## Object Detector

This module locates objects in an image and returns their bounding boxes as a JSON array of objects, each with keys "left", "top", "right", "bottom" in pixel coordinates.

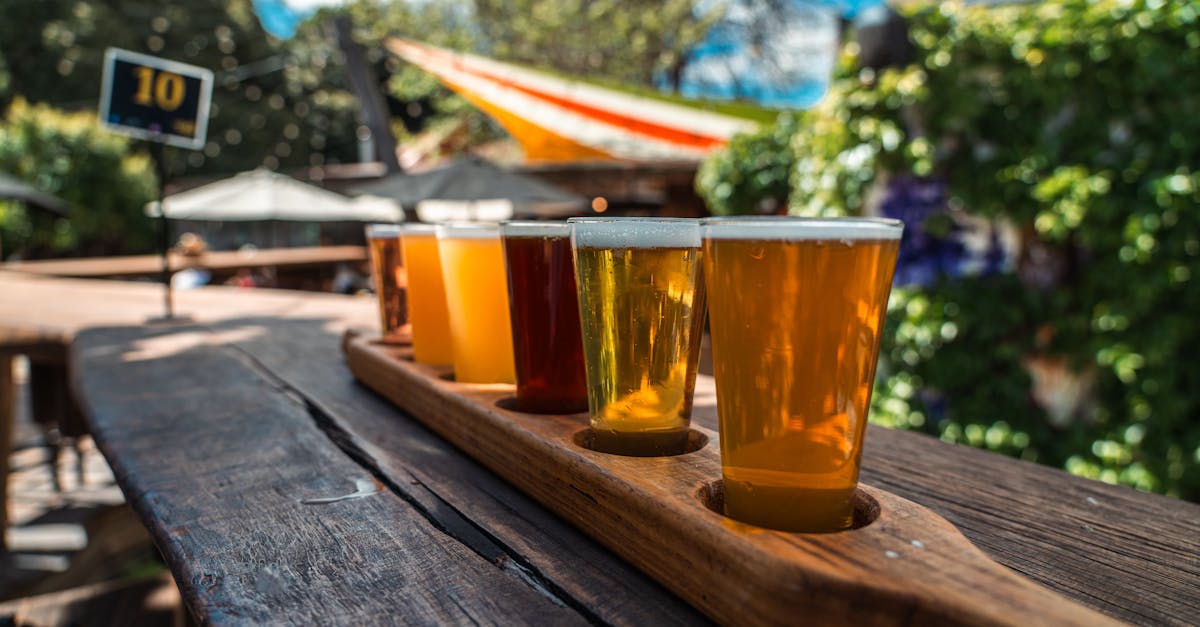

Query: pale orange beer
[
  {"left": 570, "top": 218, "right": 706, "bottom": 456},
  {"left": 436, "top": 224, "right": 516, "bottom": 384},
  {"left": 702, "top": 217, "right": 902, "bottom": 532},
  {"left": 365, "top": 224, "right": 410, "bottom": 342},
  {"left": 399, "top": 225, "right": 454, "bottom": 365}
]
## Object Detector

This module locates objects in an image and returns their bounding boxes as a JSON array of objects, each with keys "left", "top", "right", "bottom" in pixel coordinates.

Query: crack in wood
[
  {"left": 216, "top": 340, "right": 605, "bottom": 625},
  {"left": 298, "top": 395, "right": 608, "bottom": 625}
]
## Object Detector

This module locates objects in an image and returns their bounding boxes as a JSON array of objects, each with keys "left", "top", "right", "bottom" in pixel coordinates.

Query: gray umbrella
[
  {"left": 349, "top": 158, "right": 586, "bottom": 215},
  {"left": 0, "top": 171, "right": 71, "bottom": 215}
]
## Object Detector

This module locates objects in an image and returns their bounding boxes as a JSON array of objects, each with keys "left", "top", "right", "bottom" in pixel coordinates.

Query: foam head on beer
[
  {"left": 701, "top": 217, "right": 902, "bottom": 533},
  {"left": 569, "top": 218, "right": 707, "bottom": 456}
]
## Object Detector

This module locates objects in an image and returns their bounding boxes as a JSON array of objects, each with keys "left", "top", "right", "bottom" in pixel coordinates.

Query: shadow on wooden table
[{"left": 1, "top": 358, "right": 187, "bottom": 626}]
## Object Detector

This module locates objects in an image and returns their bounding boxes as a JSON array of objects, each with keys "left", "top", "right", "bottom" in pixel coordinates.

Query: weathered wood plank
[
  {"left": 205, "top": 316, "right": 712, "bottom": 626},
  {"left": 857, "top": 427, "right": 1200, "bottom": 627},
  {"left": 72, "top": 324, "right": 589, "bottom": 625}
]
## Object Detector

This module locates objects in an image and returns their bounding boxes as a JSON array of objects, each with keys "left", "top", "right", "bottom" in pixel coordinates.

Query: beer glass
[
  {"left": 570, "top": 217, "right": 706, "bottom": 456},
  {"left": 399, "top": 224, "right": 454, "bottom": 365},
  {"left": 501, "top": 221, "right": 588, "bottom": 413},
  {"left": 436, "top": 223, "right": 516, "bottom": 384},
  {"left": 701, "top": 217, "right": 902, "bottom": 532},
  {"left": 365, "top": 224, "right": 409, "bottom": 343}
]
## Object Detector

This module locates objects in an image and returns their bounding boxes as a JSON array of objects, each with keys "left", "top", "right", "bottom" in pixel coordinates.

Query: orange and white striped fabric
[{"left": 386, "top": 38, "right": 760, "bottom": 163}]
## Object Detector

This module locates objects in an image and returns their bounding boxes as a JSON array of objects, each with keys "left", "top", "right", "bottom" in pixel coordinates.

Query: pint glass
[
  {"left": 399, "top": 225, "right": 454, "bottom": 365},
  {"left": 437, "top": 223, "right": 516, "bottom": 384},
  {"left": 702, "top": 217, "right": 902, "bottom": 532},
  {"left": 570, "top": 217, "right": 706, "bottom": 456},
  {"left": 501, "top": 221, "right": 588, "bottom": 413},
  {"left": 365, "top": 224, "right": 409, "bottom": 343}
]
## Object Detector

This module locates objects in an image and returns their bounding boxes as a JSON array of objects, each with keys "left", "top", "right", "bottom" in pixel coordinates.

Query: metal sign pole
[{"left": 149, "top": 141, "right": 174, "bottom": 320}]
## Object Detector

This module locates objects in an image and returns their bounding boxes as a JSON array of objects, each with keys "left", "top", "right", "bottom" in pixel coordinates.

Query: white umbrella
[{"left": 146, "top": 168, "right": 403, "bottom": 222}]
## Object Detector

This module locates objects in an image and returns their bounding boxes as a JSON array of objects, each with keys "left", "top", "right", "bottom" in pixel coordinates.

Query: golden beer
[
  {"left": 570, "top": 218, "right": 706, "bottom": 456},
  {"left": 702, "top": 217, "right": 901, "bottom": 532},
  {"left": 437, "top": 224, "right": 516, "bottom": 384},
  {"left": 399, "top": 225, "right": 454, "bottom": 365},
  {"left": 365, "top": 224, "right": 409, "bottom": 343}
]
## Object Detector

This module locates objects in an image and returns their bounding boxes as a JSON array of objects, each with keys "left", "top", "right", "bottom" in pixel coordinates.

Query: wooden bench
[{"left": 5, "top": 272, "right": 1198, "bottom": 624}]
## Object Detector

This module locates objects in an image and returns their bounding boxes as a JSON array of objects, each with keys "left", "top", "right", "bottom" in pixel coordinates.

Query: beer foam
[
  {"left": 569, "top": 217, "right": 700, "bottom": 249},
  {"left": 435, "top": 223, "right": 502, "bottom": 240},
  {"left": 365, "top": 224, "right": 403, "bottom": 238},
  {"left": 701, "top": 217, "right": 902, "bottom": 241},
  {"left": 399, "top": 224, "right": 438, "bottom": 238},
  {"left": 501, "top": 220, "right": 570, "bottom": 238}
]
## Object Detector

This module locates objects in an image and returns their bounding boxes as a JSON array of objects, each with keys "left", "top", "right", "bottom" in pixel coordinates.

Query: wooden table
[{"left": 5, "top": 272, "right": 1198, "bottom": 624}]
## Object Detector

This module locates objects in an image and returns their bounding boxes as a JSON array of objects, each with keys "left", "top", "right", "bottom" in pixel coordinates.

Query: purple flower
[
  {"left": 881, "top": 176, "right": 1008, "bottom": 285},
  {"left": 881, "top": 176, "right": 964, "bottom": 286}
]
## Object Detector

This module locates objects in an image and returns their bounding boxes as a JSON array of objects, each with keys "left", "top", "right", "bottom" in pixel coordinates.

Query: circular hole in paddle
[
  {"left": 572, "top": 427, "right": 708, "bottom": 458},
  {"left": 495, "top": 397, "right": 589, "bottom": 415},
  {"left": 696, "top": 480, "right": 879, "bottom": 533},
  {"left": 370, "top": 335, "right": 412, "bottom": 347}
]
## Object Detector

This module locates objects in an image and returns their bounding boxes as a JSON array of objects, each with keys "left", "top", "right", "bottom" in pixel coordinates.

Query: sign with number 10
[{"left": 99, "top": 48, "right": 213, "bottom": 149}]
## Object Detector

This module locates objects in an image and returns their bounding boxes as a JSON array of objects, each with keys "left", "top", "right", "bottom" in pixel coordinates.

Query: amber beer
[
  {"left": 399, "top": 225, "right": 454, "bottom": 365},
  {"left": 365, "top": 224, "right": 409, "bottom": 343},
  {"left": 437, "top": 223, "right": 516, "bottom": 384},
  {"left": 501, "top": 221, "right": 588, "bottom": 413},
  {"left": 702, "top": 217, "right": 902, "bottom": 532},
  {"left": 570, "top": 218, "right": 706, "bottom": 456}
]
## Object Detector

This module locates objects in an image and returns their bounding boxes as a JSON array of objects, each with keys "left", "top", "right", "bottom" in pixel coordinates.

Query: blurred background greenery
[
  {"left": 1, "top": 0, "right": 1196, "bottom": 501},
  {"left": 697, "top": 0, "right": 1200, "bottom": 501}
]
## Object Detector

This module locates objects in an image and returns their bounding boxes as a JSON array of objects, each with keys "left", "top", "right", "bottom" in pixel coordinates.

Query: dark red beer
[{"left": 501, "top": 222, "right": 589, "bottom": 413}]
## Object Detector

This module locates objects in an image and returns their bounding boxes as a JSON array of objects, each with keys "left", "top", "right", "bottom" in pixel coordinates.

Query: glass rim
[
  {"left": 398, "top": 223, "right": 438, "bottom": 235},
  {"left": 435, "top": 222, "right": 502, "bottom": 239},
  {"left": 701, "top": 216, "right": 903, "bottom": 240},
  {"left": 567, "top": 216, "right": 698, "bottom": 224},
  {"left": 501, "top": 220, "right": 570, "bottom": 237},
  {"left": 365, "top": 223, "right": 404, "bottom": 238},
  {"left": 570, "top": 216, "right": 700, "bottom": 248}
]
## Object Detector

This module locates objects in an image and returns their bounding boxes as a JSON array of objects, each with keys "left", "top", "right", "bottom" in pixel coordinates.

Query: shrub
[
  {"left": 698, "top": 0, "right": 1200, "bottom": 500},
  {"left": 0, "top": 99, "right": 157, "bottom": 258}
]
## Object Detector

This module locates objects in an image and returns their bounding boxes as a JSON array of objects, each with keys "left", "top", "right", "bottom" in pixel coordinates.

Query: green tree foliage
[
  {"left": 0, "top": 99, "right": 156, "bottom": 258},
  {"left": 697, "top": 0, "right": 1200, "bottom": 500},
  {"left": 695, "top": 112, "right": 800, "bottom": 216},
  {"left": 472, "top": 0, "right": 722, "bottom": 88},
  {"left": 338, "top": 0, "right": 506, "bottom": 151},
  {"left": 0, "top": 0, "right": 360, "bottom": 174}
]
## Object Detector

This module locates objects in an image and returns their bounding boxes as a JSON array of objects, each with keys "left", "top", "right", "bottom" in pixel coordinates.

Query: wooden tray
[{"left": 343, "top": 332, "right": 1121, "bottom": 626}]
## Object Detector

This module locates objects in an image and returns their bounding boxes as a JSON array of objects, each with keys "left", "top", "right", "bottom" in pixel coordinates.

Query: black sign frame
[{"left": 99, "top": 48, "right": 213, "bottom": 150}]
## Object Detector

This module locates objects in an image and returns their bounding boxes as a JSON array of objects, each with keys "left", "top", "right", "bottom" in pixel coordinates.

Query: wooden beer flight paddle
[{"left": 343, "top": 331, "right": 1122, "bottom": 626}]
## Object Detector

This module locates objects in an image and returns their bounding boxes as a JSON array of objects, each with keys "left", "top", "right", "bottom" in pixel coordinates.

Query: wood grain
[
  {"left": 73, "top": 324, "right": 589, "bottom": 625},
  {"left": 29, "top": 271, "right": 1197, "bottom": 625},
  {"left": 203, "top": 315, "right": 712, "bottom": 626},
  {"left": 344, "top": 334, "right": 1132, "bottom": 627}
]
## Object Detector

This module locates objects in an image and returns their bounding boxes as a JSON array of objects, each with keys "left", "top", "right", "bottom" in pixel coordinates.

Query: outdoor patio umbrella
[
  {"left": 348, "top": 158, "right": 586, "bottom": 220},
  {"left": 0, "top": 171, "right": 71, "bottom": 216},
  {"left": 146, "top": 168, "right": 403, "bottom": 222}
]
